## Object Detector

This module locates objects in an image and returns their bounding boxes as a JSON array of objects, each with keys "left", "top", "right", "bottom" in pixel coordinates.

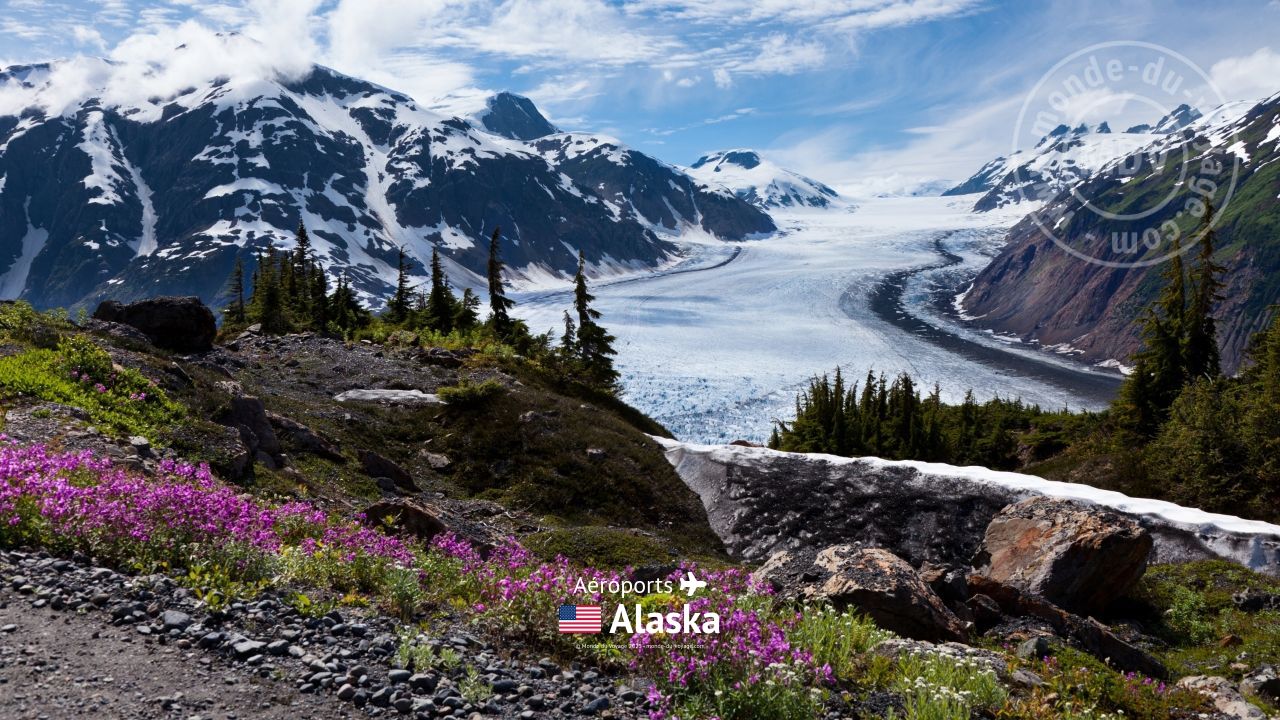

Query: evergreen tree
[
  {"left": 572, "top": 252, "right": 619, "bottom": 391},
  {"left": 310, "top": 264, "right": 329, "bottom": 332},
  {"left": 486, "top": 227, "right": 515, "bottom": 336},
  {"left": 387, "top": 246, "right": 413, "bottom": 324},
  {"left": 559, "top": 310, "right": 578, "bottom": 360},
  {"left": 423, "top": 248, "right": 457, "bottom": 333},
  {"left": 226, "top": 256, "right": 247, "bottom": 323},
  {"left": 453, "top": 288, "right": 480, "bottom": 332},
  {"left": 255, "top": 246, "right": 291, "bottom": 334},
  {"left": 1184, "top": 201, "right": 1226, "bottom": 381},
  {"left": 1122, "top": 237, "right": 1188, "bottom": 432}
]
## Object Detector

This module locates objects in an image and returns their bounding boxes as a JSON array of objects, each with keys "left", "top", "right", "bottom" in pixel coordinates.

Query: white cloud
[
  {"left": 729, "top": 34, "right": 826, "bottom": 76},
  {"left": 1208, "top": 46, "right": 1280, "bottom": 103},
  {"left": 71, "top": 25, "right": 107, "bottom": 52}
]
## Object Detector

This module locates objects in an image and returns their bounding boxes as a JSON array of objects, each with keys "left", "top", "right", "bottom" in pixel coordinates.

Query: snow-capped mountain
[
  {"left": 687, "top": 150, "right": 842, "bottom": 209},
  {"left": 944, "top": 105, "right": 1202, "bottom": 211},
  {"left": 0, "top": 60, "right": 773, "bottom": 311}
]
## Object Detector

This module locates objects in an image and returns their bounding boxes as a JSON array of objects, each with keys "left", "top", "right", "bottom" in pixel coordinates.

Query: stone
[
  {"left": 872, "top": 639, "right": 1009, "bottom": 681},
  {"left": 1240, "top": 665, "right": 1280, "bottom": 701},
  {"left": 358, "top": 449, "right": 417, "bottom": 493},
  {"left": 160, "top": 610, "right": 192, "bottom": 631},
  {"left": 92, "top": 297, "right": 216, "bottom": 353},
  {"left": 268, "top": 412, "right": 343, "bottom": 461},
  {"left": 756, "top": 545, "right": 967, "bottom": 642},
  {"left": 974, "top": 497, "right": 1152, "bottom": 614},
  {"left": 336, "top": 683, "right": 357, "bottom": 701},
  {"left": 226, "top": 395, "right": 280, "bottom": 455},
  {"left": 388, "top": 669, "right": 412, "bottom": 684},
  {"left": 1177, "top": 676, "right": 1268, "bottom": 719},
  {"left": 421, "top": 451, "right": 452, "bottom": 470},
  {"left": 334, "top": 389, "right": 442, "bottom": 405},
  {"left": 1016, "top": 636, "right": 1052, "bottom": 660},
  {"left": 360, "top": 499, "right": 449, "bottom": 542},
  {"left": 968, "top": 575, "right": 1167, "bottom": 679},
  {"left": 231, "top": 640, "right": 265, "bottom": 661}
]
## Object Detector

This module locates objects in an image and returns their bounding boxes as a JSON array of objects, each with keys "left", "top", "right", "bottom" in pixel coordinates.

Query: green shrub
[
  {"left": 437, "top": 378, "right": 505, "bottom": 407},
  {"left": 789, "top": 605, "right": 893, "bottom": 681}
]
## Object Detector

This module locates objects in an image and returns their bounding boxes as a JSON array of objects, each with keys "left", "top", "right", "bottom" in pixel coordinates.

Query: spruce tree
[
  {"left": 424, "top": 248, "right": 457, "bottom": 333},
  {"left": 572, "top": 252, "right": 619, "bottom": 391},
  {"left": 1185, "top": 201, "right": 1226, "bottom": 381},
  {"left": 559, "top": 310, "right": 578, "bottom": 360},
  {"left": 1123, "top": 237, "right": 1189, "bottom": 431},
  {"left": 453, "top": 288, "right": 480, "bottom": 332},
  {"left": 310, "top": 264, "right": 329, "bottom": 333},
  {"left": 255, "top": 246, "right": 290, "bottom": 334},
  {"left": 226, "top": 256, "right": 247, "bottom": 323},
  {"left": 387, "top": 246, "right": 413, "bottom": 324},
  {"left": 486, "top": 227, "right": 514, "bottom": 336}
]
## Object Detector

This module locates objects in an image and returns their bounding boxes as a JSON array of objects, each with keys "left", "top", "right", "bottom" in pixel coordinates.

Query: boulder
[
  {"left": 974, "top": 497, "right": 1152, "bottom": 614},
  {"left": 92, "top": 296, "right": 216, "bottom": 353},
  {"left": 1177, "top": 676, "right": 1267, "bottom": 719},
  {"left": 968, "top": 574, "right": 1167, "bottom": 679},
  {"left": 268, "top": 412, "right": 343, "bottom": 462},
  {"left": 362, "top": 500, "right": 447, "bottom": 542},
  {"left": 756, "top": 545, "right": 967, "bottom": 642},
  {"left": 334, "top": 389, "right": 442, "bottom": 405},
  {"left": 358, "top": 449, "right": 417, "bottom": 493},
  {"left": 1241, "top": 665, "right": 1280, "bottom": 702},
  {"left": 872, "top": 638, "right": 1009, "bottom": 681},
  {"left": 226, "top": 395, "right": 280, "bottom": 456}
]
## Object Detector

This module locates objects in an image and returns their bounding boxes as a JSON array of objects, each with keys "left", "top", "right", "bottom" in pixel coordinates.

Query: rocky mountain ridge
[
  {"left": 943, "top": 105, "right": 1201, "bottom": 211},
  {"left": 0, "top": 60, "right": 774, "bottom": 312}
]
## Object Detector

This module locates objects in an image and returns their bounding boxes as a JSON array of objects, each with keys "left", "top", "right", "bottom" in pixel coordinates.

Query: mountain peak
[
  {"left": 687, "top": 149, "right": 841, "bottom": 210},
  {"left": 692, "top": 149, "right": 761, "bottom": 171},
  {"left": 478, "top": 92, "right": 558, "bottom": 141}
]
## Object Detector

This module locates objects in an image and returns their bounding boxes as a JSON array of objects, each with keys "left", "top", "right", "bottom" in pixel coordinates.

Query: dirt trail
[{"left": 0, "top": 590, "right": 354, "bottom": 720}]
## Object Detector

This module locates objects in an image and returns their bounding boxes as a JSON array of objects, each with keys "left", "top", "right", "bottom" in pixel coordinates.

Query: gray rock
[
  {"left": 334, "top": 389, "right": 442, "bottom": 405},
  {"left": 231, "top": 639, "right": 265, "bottom": 660},
  {"left": 1241, "top": 665, "right": 1280, "bottom": 701},
  {"left": 1178, "top": 676, "right": 1268, "bottom": 719},
  {"left": 1016, "top": 636, "right": 1052, "bottom": 660},
  {"left": 387, "top": 668, "right": 412, "bottom": 684},
  {"left": 160, "top": 610, "right": 192, "bottom": 631},
  {"left": 658, "top": 439, "right": 1280, "bottom": 576}
]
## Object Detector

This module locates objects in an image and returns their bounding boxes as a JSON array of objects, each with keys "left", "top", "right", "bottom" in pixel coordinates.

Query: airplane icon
[{"left": 678, "top": 571, "right": 707, "bottom": 597}]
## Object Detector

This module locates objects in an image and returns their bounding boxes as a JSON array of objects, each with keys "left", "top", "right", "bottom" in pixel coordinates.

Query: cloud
[
  {"left": 1208, "top": 46, "right": 1280, "bottom": 102},
  {"left": 71, "top": 25, "right": 107, "bottom": 52},
  {"left": 729, "top": 34, "right": 827, "bottom": 76}
]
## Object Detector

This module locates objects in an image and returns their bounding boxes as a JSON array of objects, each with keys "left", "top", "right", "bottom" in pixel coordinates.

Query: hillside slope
[{"left": 961, "top": 94, "right": 1280, "bottom": 371}]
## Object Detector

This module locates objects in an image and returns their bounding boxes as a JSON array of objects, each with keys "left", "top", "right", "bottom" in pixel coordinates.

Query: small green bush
[{"left": 437, "top": 378, "right": 505, "bottom": 407}]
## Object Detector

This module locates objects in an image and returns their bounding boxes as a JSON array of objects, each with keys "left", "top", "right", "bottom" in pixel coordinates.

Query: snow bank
[{"left": 658, "top": 438, "right": 1280, "bottom": 576}]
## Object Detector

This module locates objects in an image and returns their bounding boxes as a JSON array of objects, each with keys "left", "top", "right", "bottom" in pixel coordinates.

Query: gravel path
[{"left": 0, "top": 590, "right": 354, "bottom": 720}]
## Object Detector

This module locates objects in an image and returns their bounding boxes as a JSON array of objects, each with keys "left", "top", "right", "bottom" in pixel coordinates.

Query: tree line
[{"left": 222, "top": 221, "right": 619, "bottom": 393}]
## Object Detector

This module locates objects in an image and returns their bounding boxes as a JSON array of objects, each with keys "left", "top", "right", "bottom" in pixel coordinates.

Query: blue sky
[{"left": 2, "top": 0, "right": 1279, "bottom": 195}]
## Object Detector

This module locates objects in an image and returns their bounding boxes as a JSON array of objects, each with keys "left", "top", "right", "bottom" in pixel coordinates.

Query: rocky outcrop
[
  {"left": 658, "top": 439, "right": 1280, "bottom": 576},
  {"left": 974, "top": 497, "right": 1152, "bottom": 614},
  {"left": 755, "top": 545, "right": 967, "bottom": 642},
  {"left": 968, "top": 575, "right": 1167, "bottom": 679},
  {"left": 1177, "top": 676, "right": 1269, "bottom": 719},
  {"left": 92, "top": 297, "right": 216, "bottom": 353}
]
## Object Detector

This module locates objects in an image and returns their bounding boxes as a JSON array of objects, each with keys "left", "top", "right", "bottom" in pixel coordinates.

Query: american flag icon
[{"left": 558, "top": 604, "right": 602, "bottom": 634}]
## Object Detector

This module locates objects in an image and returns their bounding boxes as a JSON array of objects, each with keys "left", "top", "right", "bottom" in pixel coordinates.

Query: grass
[
  {"left": 1129, "top": 561, "right": 1280, "bottom": 676},
  {"left": 523, "top": 526, "right": 672, "bottom": 567},
  {"left": 0, "top": 335, "right": 185, "bottom": 441}
]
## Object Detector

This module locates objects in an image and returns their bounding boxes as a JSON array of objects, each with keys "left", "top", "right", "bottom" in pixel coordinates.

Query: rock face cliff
[{"left": 658, "top": 439, "right": 1280, "bottom": 576}]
